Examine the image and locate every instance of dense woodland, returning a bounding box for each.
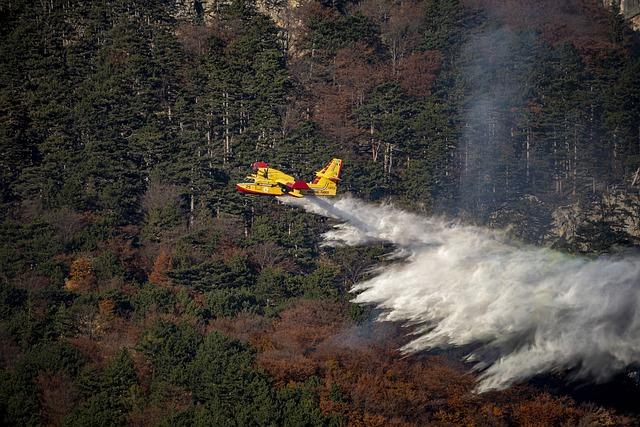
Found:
[1,0,640,425]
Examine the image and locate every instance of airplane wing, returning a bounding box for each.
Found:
[252,167,295,185]
[252,166,304,197]
[274,180,303,197]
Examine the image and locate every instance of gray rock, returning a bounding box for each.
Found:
[545,191,640,253]
[486,191,640,253]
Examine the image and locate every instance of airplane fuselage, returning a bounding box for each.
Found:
[235,182,303,198]
[236,159,342,198]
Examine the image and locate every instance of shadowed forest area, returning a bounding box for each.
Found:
[1,0,640,425]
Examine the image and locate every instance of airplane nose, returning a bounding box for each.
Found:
[236,184,250,194]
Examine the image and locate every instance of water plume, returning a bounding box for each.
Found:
[281,196,640,392]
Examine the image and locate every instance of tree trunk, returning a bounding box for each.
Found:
[189,193,194,229]
[223,91,230,163]
[370,122,379,162]
[573,127,577,197]
[206,129,211,163]
[526,128,530,184]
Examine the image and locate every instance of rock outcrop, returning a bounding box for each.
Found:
[603,0,640,30]
[173,0,225,22]
[487,191,640,253]
[545,191,640,253]
[172,0,304,52]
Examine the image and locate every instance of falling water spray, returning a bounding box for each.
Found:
[282,196,640,392]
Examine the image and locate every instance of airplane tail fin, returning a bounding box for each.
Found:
[308,158,342,196]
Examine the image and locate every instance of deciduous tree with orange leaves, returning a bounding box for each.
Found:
[149,248,172,286]
[64,256,95,293]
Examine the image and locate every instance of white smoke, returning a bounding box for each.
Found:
[281,196,640,392]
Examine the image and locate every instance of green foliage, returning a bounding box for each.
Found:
[205,288,260,318]
[329,383,347,403]
[278,382,328,426]
[156,407,198,427]
[294,264,340,299]
[422,0,469,51]
[133,283,175,315]
[0,283,27,320]
[65,349,139,427]
[169,256,255,291]
[0,219,63,280]
[64,220,112,253]
[0,341,84,426]
[0,1,639,425]
[305,12,382,56]
[93,251,123,281]
[140,320,202,383]
[185,332,280,425]
[255,266,293,303]
[142,202,184,241]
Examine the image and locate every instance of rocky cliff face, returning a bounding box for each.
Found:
[546,191,640,253]
[256,0,303,53]
[488,191,640,253]
[173,0,225,22]
[603,0,640,29]
[172,0,303,52]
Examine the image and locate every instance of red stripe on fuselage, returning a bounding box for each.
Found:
[236,184,275,196]
[236,184,301,197]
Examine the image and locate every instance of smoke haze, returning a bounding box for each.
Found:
[283,196,640,392]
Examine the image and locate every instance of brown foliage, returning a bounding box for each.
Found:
[142,181,181,213]
[464,0,619,58]
[356,0,425,72]
[247,242,297,272]
[175,24,216,56]
[36,371,80,426]
[254,300,351,384]
[97,319,142,360]
[215,239,246,264]
[512,393,583,426]
[297,0,336,30]
[64,256,95,293]
[44,207,91,244]
[208,312,272,345]
[65,336,102,365]
[246,299,629,426]
[92,317,141,366]
[149,248,172,286]
[128,383,192,427]
[311,44,387,142]
[98,298,116,321]
[0,329,21,369]
[107,49,128,66]
[13,273,51,294]
[396,51,442,99]
[66,319,142,367]
[296,1,443,150]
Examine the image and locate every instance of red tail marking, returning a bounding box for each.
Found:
[289,180,310,190]
[252,161,269,170]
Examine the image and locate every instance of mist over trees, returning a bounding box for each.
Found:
[1,0,639,425]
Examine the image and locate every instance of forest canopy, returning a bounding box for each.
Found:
[1,0,639,425]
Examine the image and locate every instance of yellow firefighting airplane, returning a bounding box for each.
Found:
[236,158,342,198]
